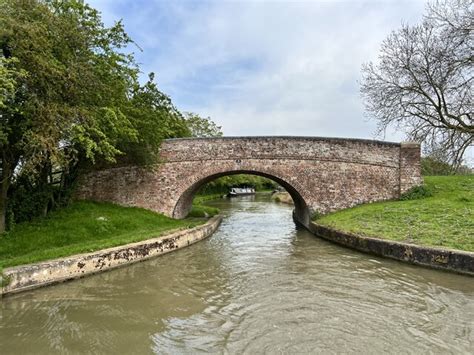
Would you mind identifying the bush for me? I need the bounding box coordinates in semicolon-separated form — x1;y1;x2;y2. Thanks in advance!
5;171;77;231
421;157;473;176
399;185;433;200
6;184;53;228
421;157;454;176
311;211;322;220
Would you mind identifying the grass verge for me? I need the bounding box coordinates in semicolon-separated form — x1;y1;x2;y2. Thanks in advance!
187;204;220;218
0;201;208;269
193;193;225;205
314;176;473;252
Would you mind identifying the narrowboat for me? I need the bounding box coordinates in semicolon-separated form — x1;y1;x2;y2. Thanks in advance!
227;187;256;197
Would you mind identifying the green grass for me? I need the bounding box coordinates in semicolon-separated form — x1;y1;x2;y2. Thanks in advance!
0;201;208;269
193;193;225;205
314;176;474;252
187;204;220;218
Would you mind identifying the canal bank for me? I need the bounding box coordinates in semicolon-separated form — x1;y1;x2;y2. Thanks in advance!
1;215;222;296
308;222;474;276
308;175;474;275
268;188;473;275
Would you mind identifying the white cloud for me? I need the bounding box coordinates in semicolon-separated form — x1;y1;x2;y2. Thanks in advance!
89;0;426;142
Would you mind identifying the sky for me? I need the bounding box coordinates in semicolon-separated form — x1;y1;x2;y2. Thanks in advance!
88;0;428;142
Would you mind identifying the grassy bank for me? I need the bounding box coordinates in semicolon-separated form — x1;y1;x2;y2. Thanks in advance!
190;193;223;217
0;201;211;269
193;193;225;205
188;204;220;218
314;176;473;252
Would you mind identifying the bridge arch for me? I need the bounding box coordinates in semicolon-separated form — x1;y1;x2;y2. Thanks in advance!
172;169;310;226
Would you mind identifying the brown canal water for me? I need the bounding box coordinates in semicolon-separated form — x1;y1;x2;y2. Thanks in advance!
1;194;473;354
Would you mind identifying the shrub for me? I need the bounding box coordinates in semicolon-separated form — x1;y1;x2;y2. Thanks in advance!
421;157;473;176
311;211;322;220
399;185;433;200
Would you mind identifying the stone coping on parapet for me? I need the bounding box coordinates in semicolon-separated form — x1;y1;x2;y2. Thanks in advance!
164;136;407;147
0;215;223;296
309;222;474;276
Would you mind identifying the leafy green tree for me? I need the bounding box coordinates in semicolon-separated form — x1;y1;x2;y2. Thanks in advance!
0;0;139;232
184;112;223;138
119;73;191;165
0;56;25;231
0;0;226;232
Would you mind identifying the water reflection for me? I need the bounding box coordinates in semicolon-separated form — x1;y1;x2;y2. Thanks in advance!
1;194;473;354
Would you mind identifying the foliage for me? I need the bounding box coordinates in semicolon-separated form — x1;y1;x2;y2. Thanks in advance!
5;168;78;230
197;174;277;196
421;156;456;176
315;176;474;251
184;112;223;138
0;57;25;112
0;0;140;231
0;0;139;167
421;156;473;176
311;211;322;220
6;179;55;228
361;0;473;168
0;201;206;268
118;73;191;165
399;184;433;200
193;193;226;205
0;0;223;232
187;205;220;218
191;175;276;216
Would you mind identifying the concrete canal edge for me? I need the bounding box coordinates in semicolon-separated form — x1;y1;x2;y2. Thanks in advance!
0;215;223;296
309;222;474;276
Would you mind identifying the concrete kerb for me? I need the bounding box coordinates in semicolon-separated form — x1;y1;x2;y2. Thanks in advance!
309;222;474;276
1;215;222;296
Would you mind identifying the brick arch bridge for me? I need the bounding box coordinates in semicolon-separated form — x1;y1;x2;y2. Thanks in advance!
76;137;421;227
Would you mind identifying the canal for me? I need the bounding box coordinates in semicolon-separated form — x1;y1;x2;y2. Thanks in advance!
1;194;473;353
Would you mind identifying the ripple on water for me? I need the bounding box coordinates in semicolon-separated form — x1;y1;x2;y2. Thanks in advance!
1;194;473;354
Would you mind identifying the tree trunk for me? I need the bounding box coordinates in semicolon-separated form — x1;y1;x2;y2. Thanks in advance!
0;188;6;234
39;159;53;217
0;157;11;234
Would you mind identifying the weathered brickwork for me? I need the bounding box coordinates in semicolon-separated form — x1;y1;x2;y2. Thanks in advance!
75;137;422;227
399;142;422;194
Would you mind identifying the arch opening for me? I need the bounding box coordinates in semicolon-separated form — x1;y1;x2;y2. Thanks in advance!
172;170;311;227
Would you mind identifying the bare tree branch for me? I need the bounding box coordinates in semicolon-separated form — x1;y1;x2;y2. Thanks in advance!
361;0;473;168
